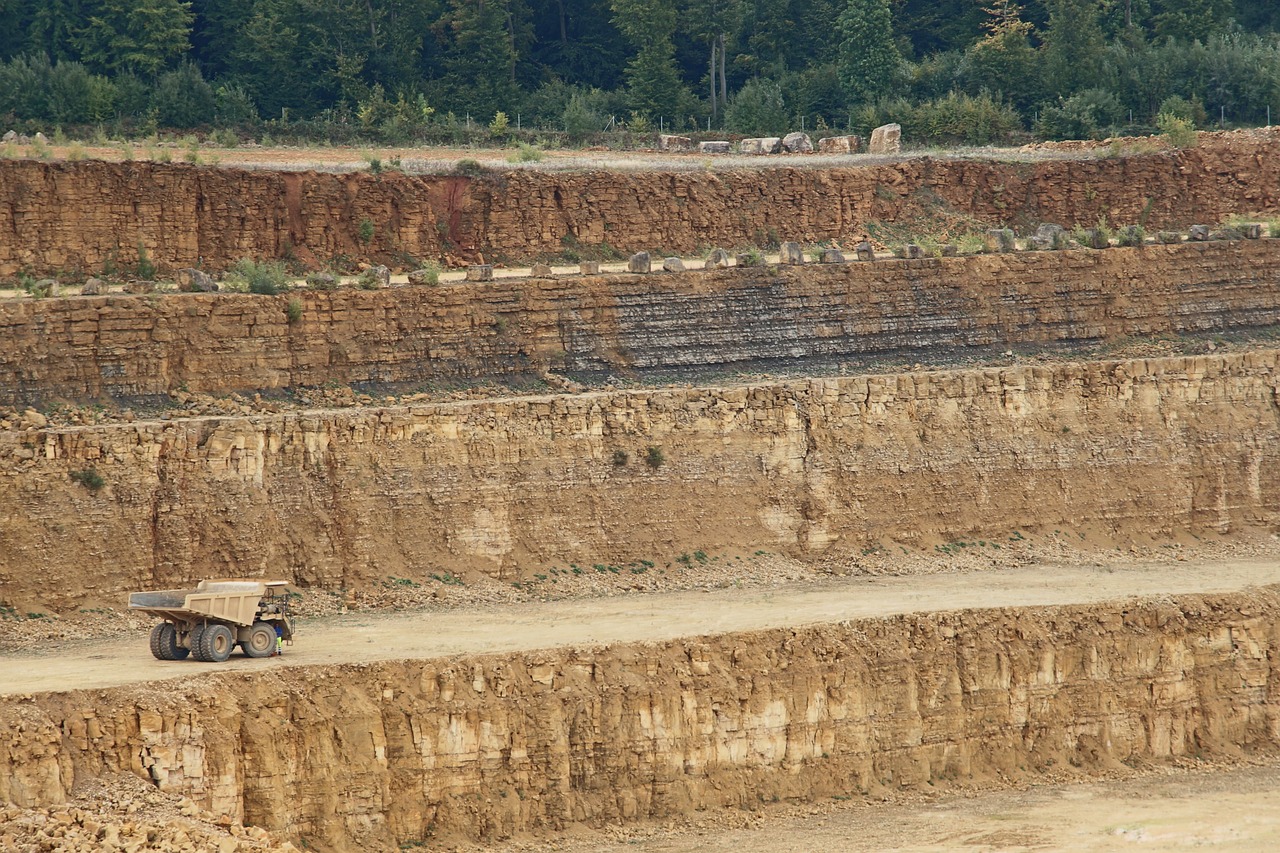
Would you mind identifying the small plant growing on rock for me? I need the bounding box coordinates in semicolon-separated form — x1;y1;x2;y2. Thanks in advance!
227;258;289;295
645;446;665;469
286;297;303;324
70;469;105;492
306;272;340;290
134;241;156;280
358;217;376;245
611;449;629;466
453;158;489;177
1156;112;1198;149
1116;225;1146;247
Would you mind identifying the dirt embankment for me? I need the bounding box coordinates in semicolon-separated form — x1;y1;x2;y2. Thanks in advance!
1;350;1277;612
1;240;1279;404
0;130;1277;276
2;587;1277;850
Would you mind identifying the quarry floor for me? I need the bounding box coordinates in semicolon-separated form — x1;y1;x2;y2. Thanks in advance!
4;554;1277;696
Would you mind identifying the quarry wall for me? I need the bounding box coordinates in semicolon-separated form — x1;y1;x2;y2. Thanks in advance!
0;131;1277;275
1;240;1279;405
1;350;1277;612
3;589;1277;850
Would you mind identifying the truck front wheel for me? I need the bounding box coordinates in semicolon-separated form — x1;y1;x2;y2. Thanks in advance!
198;624;234;663
242;622;276;658
149;623;189;661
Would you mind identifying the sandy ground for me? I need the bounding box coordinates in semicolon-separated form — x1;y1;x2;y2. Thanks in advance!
3;556;1276;696
476;762;1280;853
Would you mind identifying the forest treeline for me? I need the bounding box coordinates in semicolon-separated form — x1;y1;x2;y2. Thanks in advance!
0;1;1278;144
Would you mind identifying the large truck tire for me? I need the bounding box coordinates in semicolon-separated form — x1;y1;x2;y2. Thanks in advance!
198;623;234;663
188;623;208;661
242;622;276;658
149;623;189;661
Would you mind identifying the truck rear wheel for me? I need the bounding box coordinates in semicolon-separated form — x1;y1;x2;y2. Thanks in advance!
242;622;275;658
149;623;189;661
198;624;234;663
188;623;207;661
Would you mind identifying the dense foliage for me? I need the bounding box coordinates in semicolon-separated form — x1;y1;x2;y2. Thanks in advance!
0;0;1277;143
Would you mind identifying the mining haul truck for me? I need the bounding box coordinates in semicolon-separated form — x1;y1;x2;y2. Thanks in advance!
129;580;294;662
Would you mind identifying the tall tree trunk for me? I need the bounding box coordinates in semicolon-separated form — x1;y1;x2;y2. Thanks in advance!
719;33;726;110
709;38;717;119
557;0;567;43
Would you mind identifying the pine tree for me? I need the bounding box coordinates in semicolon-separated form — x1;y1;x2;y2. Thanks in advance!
610;0;690;120
836;0;903;105
1041;0;1107;96
75;0;194;75
438;0;519;120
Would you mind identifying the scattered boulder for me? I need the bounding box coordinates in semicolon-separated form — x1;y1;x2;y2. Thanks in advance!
1157;231;1182;244
1031;223;1068;250
306;272;339;290
658;135;693;152
1240;223;1263;239
406;267;439;285
123;280;156;294
1189;224;1210;241
33;131;48;145
854;242;875;261
868;123;901;155
466;264;493;282
628;251;652;273
80;277;106;296
818;135;860;154
820;247;845;263
1;130;15;143
578;260;600;274
530;263;554;277
739;137;782;155
941;245;958;257
698;141;731;154
780;242;804;264
361;264;392;288
28;278;58;297
781;132;813;153
985;229;1016;253
704;248;731;269
662;257;685;272
22;408;47;429
176;268;217;292
902;244;925;259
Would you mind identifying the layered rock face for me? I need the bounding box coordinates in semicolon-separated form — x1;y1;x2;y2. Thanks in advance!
2;351;1277;612
3;590;1277;850
0;131;1277;275
1;240;1278;404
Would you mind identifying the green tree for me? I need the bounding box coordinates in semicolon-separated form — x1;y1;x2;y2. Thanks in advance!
1152;0;1233;41
1041;0;1107;96
837;0;904;104
684;0;743;121
436;0;520;119
75;0;194;75
611;0;690;120
962;3;1042;114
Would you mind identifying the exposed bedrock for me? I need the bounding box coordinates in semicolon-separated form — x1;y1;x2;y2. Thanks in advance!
1;351;1277;611
0;240;1278;404
0;131;1277;275
2;591;1278;850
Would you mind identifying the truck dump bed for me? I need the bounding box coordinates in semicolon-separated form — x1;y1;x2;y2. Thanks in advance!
129;580;287;627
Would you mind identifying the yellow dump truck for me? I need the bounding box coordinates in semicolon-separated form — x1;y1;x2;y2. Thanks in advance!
128;580;294;662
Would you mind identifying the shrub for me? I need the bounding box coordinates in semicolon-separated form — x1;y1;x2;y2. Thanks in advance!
561;90;608;138
306;272;340;290
286;297;303;323
489;111;511;136
214;84;258;127
1116;225;1146;247
724;78;788;136
151;63;215;128
1034;89;1124;141
508;142;544;163
70;469;105;492
134;241;156;280
1156;112;1198;148
227;258;289;295
612;449;629;466
645;446;665;469
358;217;376;244
453;159;489;177
1156;94;1207;127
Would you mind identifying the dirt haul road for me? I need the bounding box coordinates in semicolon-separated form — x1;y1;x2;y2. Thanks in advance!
2;556;1277;697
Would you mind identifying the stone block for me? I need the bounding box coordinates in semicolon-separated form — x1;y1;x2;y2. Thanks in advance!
941;245;958;257
1190;225;1210;241
817;135;860;154
869;123;901;155
781;132;813;153
1240;223;1263;239
1030;223;1068;250
578;260;600;274
80;277;106;296
658;135;693;152
530;263;554;277
466;265;493;282
176;268;217;292
123;280;156;294
627;251;651;273
820;247;845;263
854;242;875;261
406;267;439;285
779;242;804;264
984;229;1016;253
902;244;924;259
1082;229;1110;249
306;272;339;289
704;248;730;269
739;138;782;155
662;257;685;272
698;141;731;154
1157;231;1182;244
